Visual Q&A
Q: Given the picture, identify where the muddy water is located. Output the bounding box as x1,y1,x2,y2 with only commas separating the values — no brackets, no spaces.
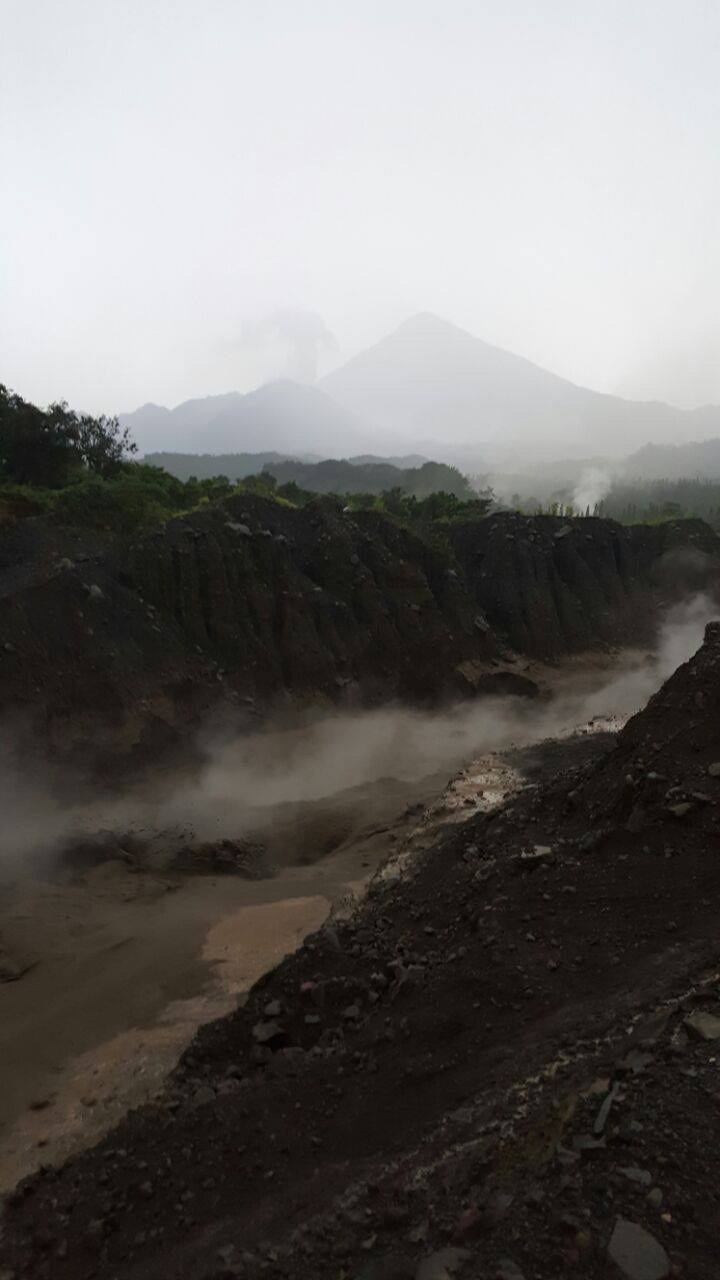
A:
0,771,448,1191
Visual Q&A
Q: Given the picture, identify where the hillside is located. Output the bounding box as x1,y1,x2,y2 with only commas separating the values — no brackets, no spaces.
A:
119,380,370,456
625,437,720,479
263,457,474,498
141,451,310,483
1,501,718,774
320,313,720,459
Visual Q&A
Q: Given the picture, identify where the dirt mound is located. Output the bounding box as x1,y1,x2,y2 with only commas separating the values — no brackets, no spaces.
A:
3,637,720,1277
570,618,720,847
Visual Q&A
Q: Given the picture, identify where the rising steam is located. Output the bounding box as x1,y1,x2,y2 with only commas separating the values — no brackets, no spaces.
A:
571,465,613,513
0,595,717,871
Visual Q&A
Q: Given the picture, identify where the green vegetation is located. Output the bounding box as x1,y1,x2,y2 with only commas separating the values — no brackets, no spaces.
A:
506,478,720,529
235,470,494,525
264,457,475,499
8,387,718,537
0,385,136,487
0,387,243,531
0,387,494,534
596,478,720,529
143,450,307,482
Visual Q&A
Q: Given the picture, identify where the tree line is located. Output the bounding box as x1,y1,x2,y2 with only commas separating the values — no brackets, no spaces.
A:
0,387,493,532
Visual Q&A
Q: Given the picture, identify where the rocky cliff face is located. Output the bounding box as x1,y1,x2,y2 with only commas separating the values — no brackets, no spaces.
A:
450,512,720,658
117,494,500,705
120,500,720,688
0,500,718,770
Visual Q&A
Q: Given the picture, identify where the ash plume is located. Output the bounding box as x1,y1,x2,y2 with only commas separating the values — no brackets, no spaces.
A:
241,309,337,383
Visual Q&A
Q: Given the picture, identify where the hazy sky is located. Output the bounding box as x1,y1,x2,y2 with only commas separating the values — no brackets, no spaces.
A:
2,0,719,415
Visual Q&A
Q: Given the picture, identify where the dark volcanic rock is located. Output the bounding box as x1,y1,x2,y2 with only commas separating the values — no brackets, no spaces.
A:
1,502,717,770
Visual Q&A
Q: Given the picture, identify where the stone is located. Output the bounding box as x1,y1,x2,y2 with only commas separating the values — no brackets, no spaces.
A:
264,999,283,1018
252,1019,286,1047
607,1218,670,1280
667,802,693,818
707,762,720,778
342,1003,361,1020
416,1249,471,1280
619,1166,653,1186
579,830,602,853
594,1081,620,1134
684,1010,720,1040
646,1188,663,1208
86,583,104,601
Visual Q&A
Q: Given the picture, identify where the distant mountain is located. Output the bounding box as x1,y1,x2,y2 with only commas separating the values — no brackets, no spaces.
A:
624,438,720,480
347,453,428,468
141,451,315,482
320,313,720,459
142,450,434,483
120,314,720,465
120,380,370,456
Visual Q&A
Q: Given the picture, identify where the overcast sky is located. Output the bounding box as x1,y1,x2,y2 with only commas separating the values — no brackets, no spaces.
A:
2,0,719,415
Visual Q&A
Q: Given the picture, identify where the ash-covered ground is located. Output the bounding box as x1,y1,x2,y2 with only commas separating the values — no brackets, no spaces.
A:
1,599,719,1279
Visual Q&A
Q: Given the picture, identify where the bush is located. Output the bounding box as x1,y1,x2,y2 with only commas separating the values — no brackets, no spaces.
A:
51,475,169,532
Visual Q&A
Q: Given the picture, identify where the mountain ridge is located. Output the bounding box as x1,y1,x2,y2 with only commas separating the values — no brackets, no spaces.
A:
119,313,720,462
119,379,371,456
320,312,720,458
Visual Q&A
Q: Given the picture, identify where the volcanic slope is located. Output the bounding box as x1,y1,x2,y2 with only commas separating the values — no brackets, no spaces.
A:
3,622,720,1278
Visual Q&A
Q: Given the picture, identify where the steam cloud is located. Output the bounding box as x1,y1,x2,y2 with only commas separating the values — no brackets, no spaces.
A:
571,465,613,513
0,595,717,871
